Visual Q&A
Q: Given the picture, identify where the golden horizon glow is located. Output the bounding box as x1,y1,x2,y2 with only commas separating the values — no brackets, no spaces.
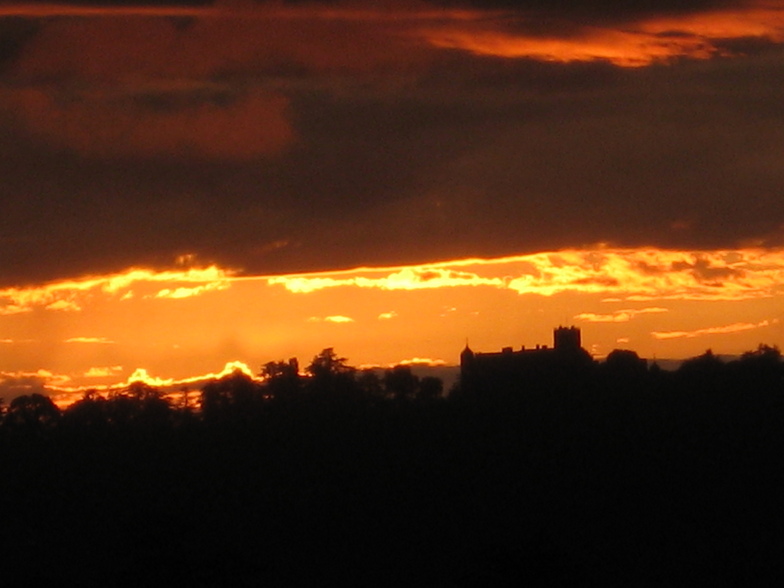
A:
267,247,784,301
0,264,236,316
13,245,784,317
46,360,260,407
2,246,783,403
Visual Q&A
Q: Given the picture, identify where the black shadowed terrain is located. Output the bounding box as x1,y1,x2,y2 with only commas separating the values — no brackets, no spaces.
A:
2,347,784,586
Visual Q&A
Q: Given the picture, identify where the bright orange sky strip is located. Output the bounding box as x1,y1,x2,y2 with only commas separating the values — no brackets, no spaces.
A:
2,251,784,402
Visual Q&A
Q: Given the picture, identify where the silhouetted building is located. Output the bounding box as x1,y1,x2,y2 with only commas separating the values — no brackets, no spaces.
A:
460,326,593,394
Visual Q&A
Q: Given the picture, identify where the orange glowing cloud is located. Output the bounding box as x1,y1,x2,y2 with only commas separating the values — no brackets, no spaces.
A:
0,304,31,316
45,299,82,312
424,27,713,66
122,361,258,389
651,319,776,340
640,4,784,42
398,357,447,367
49,360,260,407
65,337,115,344
84,366,123,378
6,0,780,165
0,264,235,315
267,248,784,301
155,282,230,299
268,266,505,293
4,248,781,324
308,315,355,323
422,2,784,66
574,307,669,323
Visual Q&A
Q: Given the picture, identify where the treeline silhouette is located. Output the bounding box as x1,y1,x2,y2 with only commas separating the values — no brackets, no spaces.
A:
1,345,783,585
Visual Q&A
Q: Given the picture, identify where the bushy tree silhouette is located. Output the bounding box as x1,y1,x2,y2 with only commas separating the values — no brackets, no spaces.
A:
200,369,262,423
731,343,783,399
105,381,172,429
677,348,727,395
3,393,61,433
601,349,648,388
739,343,781,367
305,348,356,397
62,388,108,431
2,341,784,585
384,364,419,401
356,369,385,399
418,376,443,401
260,358,301,401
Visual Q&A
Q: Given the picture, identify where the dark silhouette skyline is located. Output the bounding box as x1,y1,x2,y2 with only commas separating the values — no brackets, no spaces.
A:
2,335,784,584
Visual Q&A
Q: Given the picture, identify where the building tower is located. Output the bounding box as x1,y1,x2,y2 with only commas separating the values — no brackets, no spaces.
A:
460,343,475,371
554,326,581,353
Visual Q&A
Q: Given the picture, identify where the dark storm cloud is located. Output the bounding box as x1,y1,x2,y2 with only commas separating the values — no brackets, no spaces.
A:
0,0,783,287
0,0,754,21
276,49,784,258
0,372,51,399
0,18,38,69
451,0,743,16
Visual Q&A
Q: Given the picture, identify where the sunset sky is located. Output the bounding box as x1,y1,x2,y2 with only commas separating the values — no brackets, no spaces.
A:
2,0,784,401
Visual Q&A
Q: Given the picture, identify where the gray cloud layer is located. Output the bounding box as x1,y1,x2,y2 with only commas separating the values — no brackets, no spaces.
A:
0,1,783,286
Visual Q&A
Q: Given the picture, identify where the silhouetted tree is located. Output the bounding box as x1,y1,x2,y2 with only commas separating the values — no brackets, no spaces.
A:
740,343,781,365
732,343,783,394
602,349,648,383
677,349,726,392
356,369,385,399
105,381,172,429
384,365,419,401
305,348,356,396
3,393,61,433
260,358,301,401
200,369,262,423
679,348,723,373
62,389,109,431
417,376,444,401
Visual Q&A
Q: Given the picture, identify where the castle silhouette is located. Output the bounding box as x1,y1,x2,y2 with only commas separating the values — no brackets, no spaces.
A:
460,326,593,391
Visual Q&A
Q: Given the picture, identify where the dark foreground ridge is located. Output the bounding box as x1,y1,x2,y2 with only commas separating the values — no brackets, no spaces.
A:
2,343,784,586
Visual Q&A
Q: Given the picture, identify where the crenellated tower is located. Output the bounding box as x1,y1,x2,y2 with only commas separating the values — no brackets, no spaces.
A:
554,325,581,353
